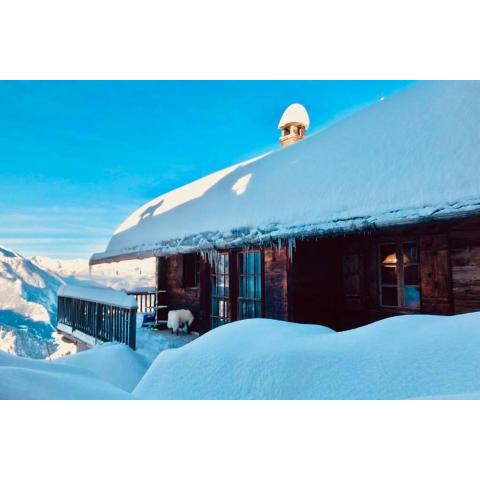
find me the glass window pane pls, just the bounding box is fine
[255,252,261,276]
[404,264,419,285]
[404,286,420,309]
[403,243,418,264]
[382,286,398,306]
[255,301,262,317]
[224,254,229,271]
[247,301,255,319]
[380,244,397,264]
[239,301,246,319]
[255,274,261,299]
[381,265,397,285]
[248,252,255,275]
[248,274,255,297]
[212,299,218,316]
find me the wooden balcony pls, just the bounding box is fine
[57,285,138,349]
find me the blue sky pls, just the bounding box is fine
[0,80,416,259]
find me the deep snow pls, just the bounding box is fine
[4,313,480,399]
[92,81,480,263]
[134,314,480,400]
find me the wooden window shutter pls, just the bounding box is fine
[419,234,453,314]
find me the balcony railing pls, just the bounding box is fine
[57,285,137,349]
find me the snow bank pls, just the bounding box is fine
[58,284,137,308]
[134,314,480,400]
[0,351,132,399]
[55,344,148,392]
[92,81,480,263]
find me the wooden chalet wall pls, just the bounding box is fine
[337,218,480,328]
[155,217,480,335]
[450,220,480,313]
[158,254,211,333]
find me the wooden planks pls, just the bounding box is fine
[450,224,480,313]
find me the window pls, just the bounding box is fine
[379,242,420,309]
[211,253,230,328]
[238,250,263,319]
[183,253,200,288]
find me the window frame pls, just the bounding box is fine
[210,252,230,328]
[378,240,421,311]
[237,249,264,320]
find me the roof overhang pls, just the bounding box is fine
[89,205,480,266]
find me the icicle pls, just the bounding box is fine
[287,237,296,262]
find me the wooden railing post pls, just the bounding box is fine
[128,307,137,350]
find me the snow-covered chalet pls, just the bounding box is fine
[89,81,480,335]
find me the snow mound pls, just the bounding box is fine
[0,351,132,399]
[55,343,148,392]
[134,314,480,399]
[93,81,480,263]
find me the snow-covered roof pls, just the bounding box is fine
[91,81,480,265]
[278,103,310,129]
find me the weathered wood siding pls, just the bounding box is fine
[154,217,480,335]
[450,221,480,313]
[419,234,453,314]
[264,246,290,320]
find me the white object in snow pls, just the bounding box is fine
[167,309,194,334]
[91,81,480,264]
[57,284,137,308]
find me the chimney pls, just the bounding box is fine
[278,103,310,147]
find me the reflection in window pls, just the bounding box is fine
[379,242,420,309]
[238,250,263,319]
[211,253,230,328]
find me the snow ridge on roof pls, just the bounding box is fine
[91,81,480,264]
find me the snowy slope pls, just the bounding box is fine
[134,314,480,400]
[92,81,480,263]
[31,255,155,290]
[0,246,73,358]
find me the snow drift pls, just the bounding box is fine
[134,314,480,400]
[92,81,480,263]
[0,351,132,400]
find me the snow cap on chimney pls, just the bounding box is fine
[278,103,309,147]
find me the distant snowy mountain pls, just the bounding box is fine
[31,256,155,290]
[0,246,155,359]
[0,245,72,358]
